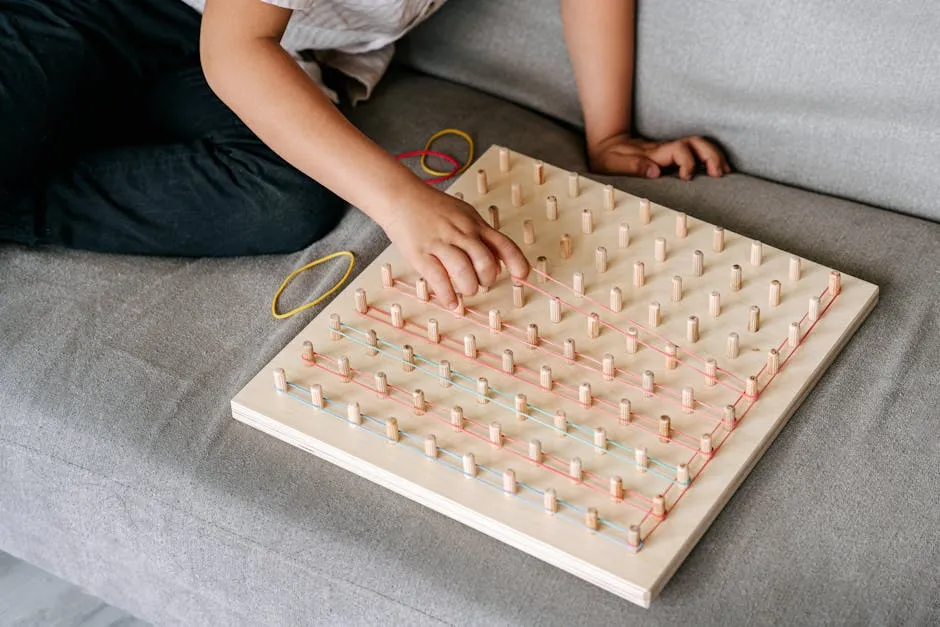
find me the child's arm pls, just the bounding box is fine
[561,0,729,180]
[200,0,528,308]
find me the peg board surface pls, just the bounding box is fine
[232,146,878,607]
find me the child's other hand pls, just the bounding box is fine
[382,187,530,309]
[588,133,730,181]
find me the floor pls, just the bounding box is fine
[0,551,148,627]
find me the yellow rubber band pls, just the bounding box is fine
[420,128,475,177]
[271,250,356,319]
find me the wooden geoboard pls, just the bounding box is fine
[232,146,878,607]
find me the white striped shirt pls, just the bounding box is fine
[181,0,444,103]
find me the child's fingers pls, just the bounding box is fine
[482,228,530,280]
[668,142,697,180]
[687,136,728,177]
[435,244,480,297]
[459,237,501,287]
[418,255,457,309]
[606,152,661,179]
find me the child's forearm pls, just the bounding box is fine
[200,0,426,232]
[561,0,636,149]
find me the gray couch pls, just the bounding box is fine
[2,1,938,624]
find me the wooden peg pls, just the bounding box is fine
[808,296,820,322]
[681,387,694,413]
[438,360,452,387]
[727,332,740,359]
[310,383,326,409]
[513,393,529,420]
[604,184,615,210]
[353,288,368,314]
[564,338,577,361]
[579,382,592,407]
[386,417,400,443]
[829,270,842,296]
[568,172,580,198]
[672,275,683,301]
[381,263,393,288]
[401,345,415,372]
[745,376,759,398]
[585,507,599,531]
[789,321,801,349]
[273,367,287,392]
[545,195,558,220]
[642,370,655,397]
[730,264,743,291]
[511,183,523,207]
[476,169,488,195]
[602,353,615,381]
[529,439,543,464]
[713,227,725,252]
[723,404,736,427]
[487,204,500,230]
[769,280,782,307]
[489,308,503,333]
[522,219,535,245]
[543,487,557,513]
[390,304,404,329]
[664,342,678,370]
[302,340,315,363]
[633,261,646,288]
[626,327,639,353]
[581,208,593,234]
[573,271,585,296]
[676,213,688,238]
[750,240,762,266]
[415,278,429,303]
[700,433,713,455]
[536,256,548,282]
[462,452,477,477]
[789,256,801,281]
[619,398,632,424]
[463,334,477,359]
[374,372,388,397]
[412,389,426,414]
[540,365,553,390]
[618,223,630,248]
[595,246,608,273]
[554,409,567,435]
[329,313,342,340]
[649,301,662,327]
[451,405,465,430]
[635,446,648,472]
[498,146,510,172]
[639,198,651,224]
[687,315,700,343]
[476,378,489,404]
[502,349,515,374]
[424,434,438,458]
[709,290,721,318]
[534,160,545,185]
[610,476,624,501]
[560,233,573,259]
[550,297,562,323]
[748,305,761,332]
[652,495,666,518]
[587,313,600,339]
[677,463,690,484]
[654,237,667,262]
[489,422,503,446]
[628,524,641,548]
[527,323,540,347]
[767,348,780,375]
[426,319,440,344]
[692,250,704,277]
[594,427,608,453]
[337,355,352,382]
[347,401,362,425]
[705,358,718,387]
[569,457,583,481]
[453,293,466,317]
[365,330,378,355]
[610,286,623,312]
[503,469,517,494]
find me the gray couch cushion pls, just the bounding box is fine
[2,71,939,626]
[401,0,940,222]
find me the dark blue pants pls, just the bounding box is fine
[0,0,345,256]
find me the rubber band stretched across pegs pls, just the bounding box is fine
[395,149,461,185]
[271,250,356,319]
[419,128,475,177]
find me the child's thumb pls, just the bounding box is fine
[610,154,661,179]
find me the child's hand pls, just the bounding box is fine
[588,132,730,181]
[381,186,530,309]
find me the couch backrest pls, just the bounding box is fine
[399,0,940,222]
